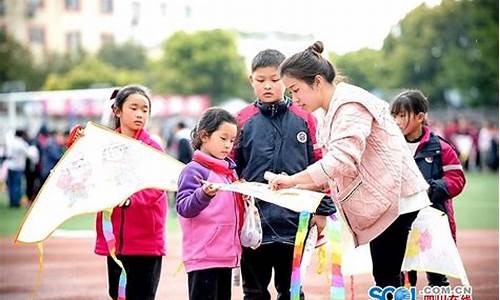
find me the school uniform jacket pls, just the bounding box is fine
[414,126,466,240]
[233,97,336,245]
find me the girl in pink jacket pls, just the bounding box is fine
[67,85,167,300]
[176,108,243,300]
[270,41,430,288]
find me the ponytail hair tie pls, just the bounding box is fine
[110,89,120,100]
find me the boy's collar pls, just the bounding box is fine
[255,97,290,117]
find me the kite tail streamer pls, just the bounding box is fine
[350,275,354,300]
[404,271,411,288]
[290,211,310,300]
[103,208,127,300]
[29,242,44,300]
[329,215,345,300]
[315,244,328,275]
[174,261,184,276]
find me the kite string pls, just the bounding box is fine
[103,208,127,300]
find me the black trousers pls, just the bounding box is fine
[370,211,419,287]
[187,267,232,300]
[407,270,450,286]
[107,255,162,300]
[241,243,304,300]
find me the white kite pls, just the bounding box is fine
[340,206,470,285]
[401,206,470,285]
[211,181,325,213]
[16,122,184,244]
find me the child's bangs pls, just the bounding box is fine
[390,96,413,116]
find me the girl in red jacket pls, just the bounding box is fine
[67,85,167,300]
[391,89,466,287]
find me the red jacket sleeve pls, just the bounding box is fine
[440,140,466,198]
[65,124,83,148]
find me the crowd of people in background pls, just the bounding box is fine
[0,125,66,207]
[0,113,497,209]
[431,117,499,172]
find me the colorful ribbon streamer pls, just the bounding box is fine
[290,211,310,300]
[103,208,127,300]
[329,215,345,300]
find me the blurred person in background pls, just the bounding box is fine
[148,127,167,150]
[428,120,445,138]
[21,131,40,205]
[39,130,65,187]
[5,129,38,207]
[478,121,497,172]
[33,125,49,197]
[446,117,476,170]
[173,121,193,164]
[486,123,499,171]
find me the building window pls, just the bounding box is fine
[100,33,114,45]
[26,0,44,18]
[0,0,6,16]
[29,27,45,45]
[65,0,79,11]
[131,1,140,26]
[66,31,81,53]
[100,0,112,14]
[160,2,167,17]
[28,0,44,9]
[184,5,191,18]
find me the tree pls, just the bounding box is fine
[330,0,498,107]
[152,29,252,104]
[331,49,385,91]
[97,41,147,70]
[43,57,145,90]
[381,0,498,106]
[0,31,39,91]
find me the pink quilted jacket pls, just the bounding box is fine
[307,82,428,246]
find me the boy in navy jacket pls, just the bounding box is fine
[232,49,335,299]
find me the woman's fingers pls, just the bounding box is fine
[269,175,289,190]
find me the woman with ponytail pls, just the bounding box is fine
[270,41,431,288]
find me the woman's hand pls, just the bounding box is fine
[310,215,327,233]
[269,174,296,190]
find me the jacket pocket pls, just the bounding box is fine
[338,176,391,230]
[205,224,236,258]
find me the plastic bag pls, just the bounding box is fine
[240,196,262,249]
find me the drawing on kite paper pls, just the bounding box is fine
[229,182,301,197]
[56,152,93,207]
[101,142,140,188]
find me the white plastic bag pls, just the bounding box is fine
[240,196,262,249]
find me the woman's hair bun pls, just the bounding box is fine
[307,41,324,54]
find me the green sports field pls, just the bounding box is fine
[0,172,498,237]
